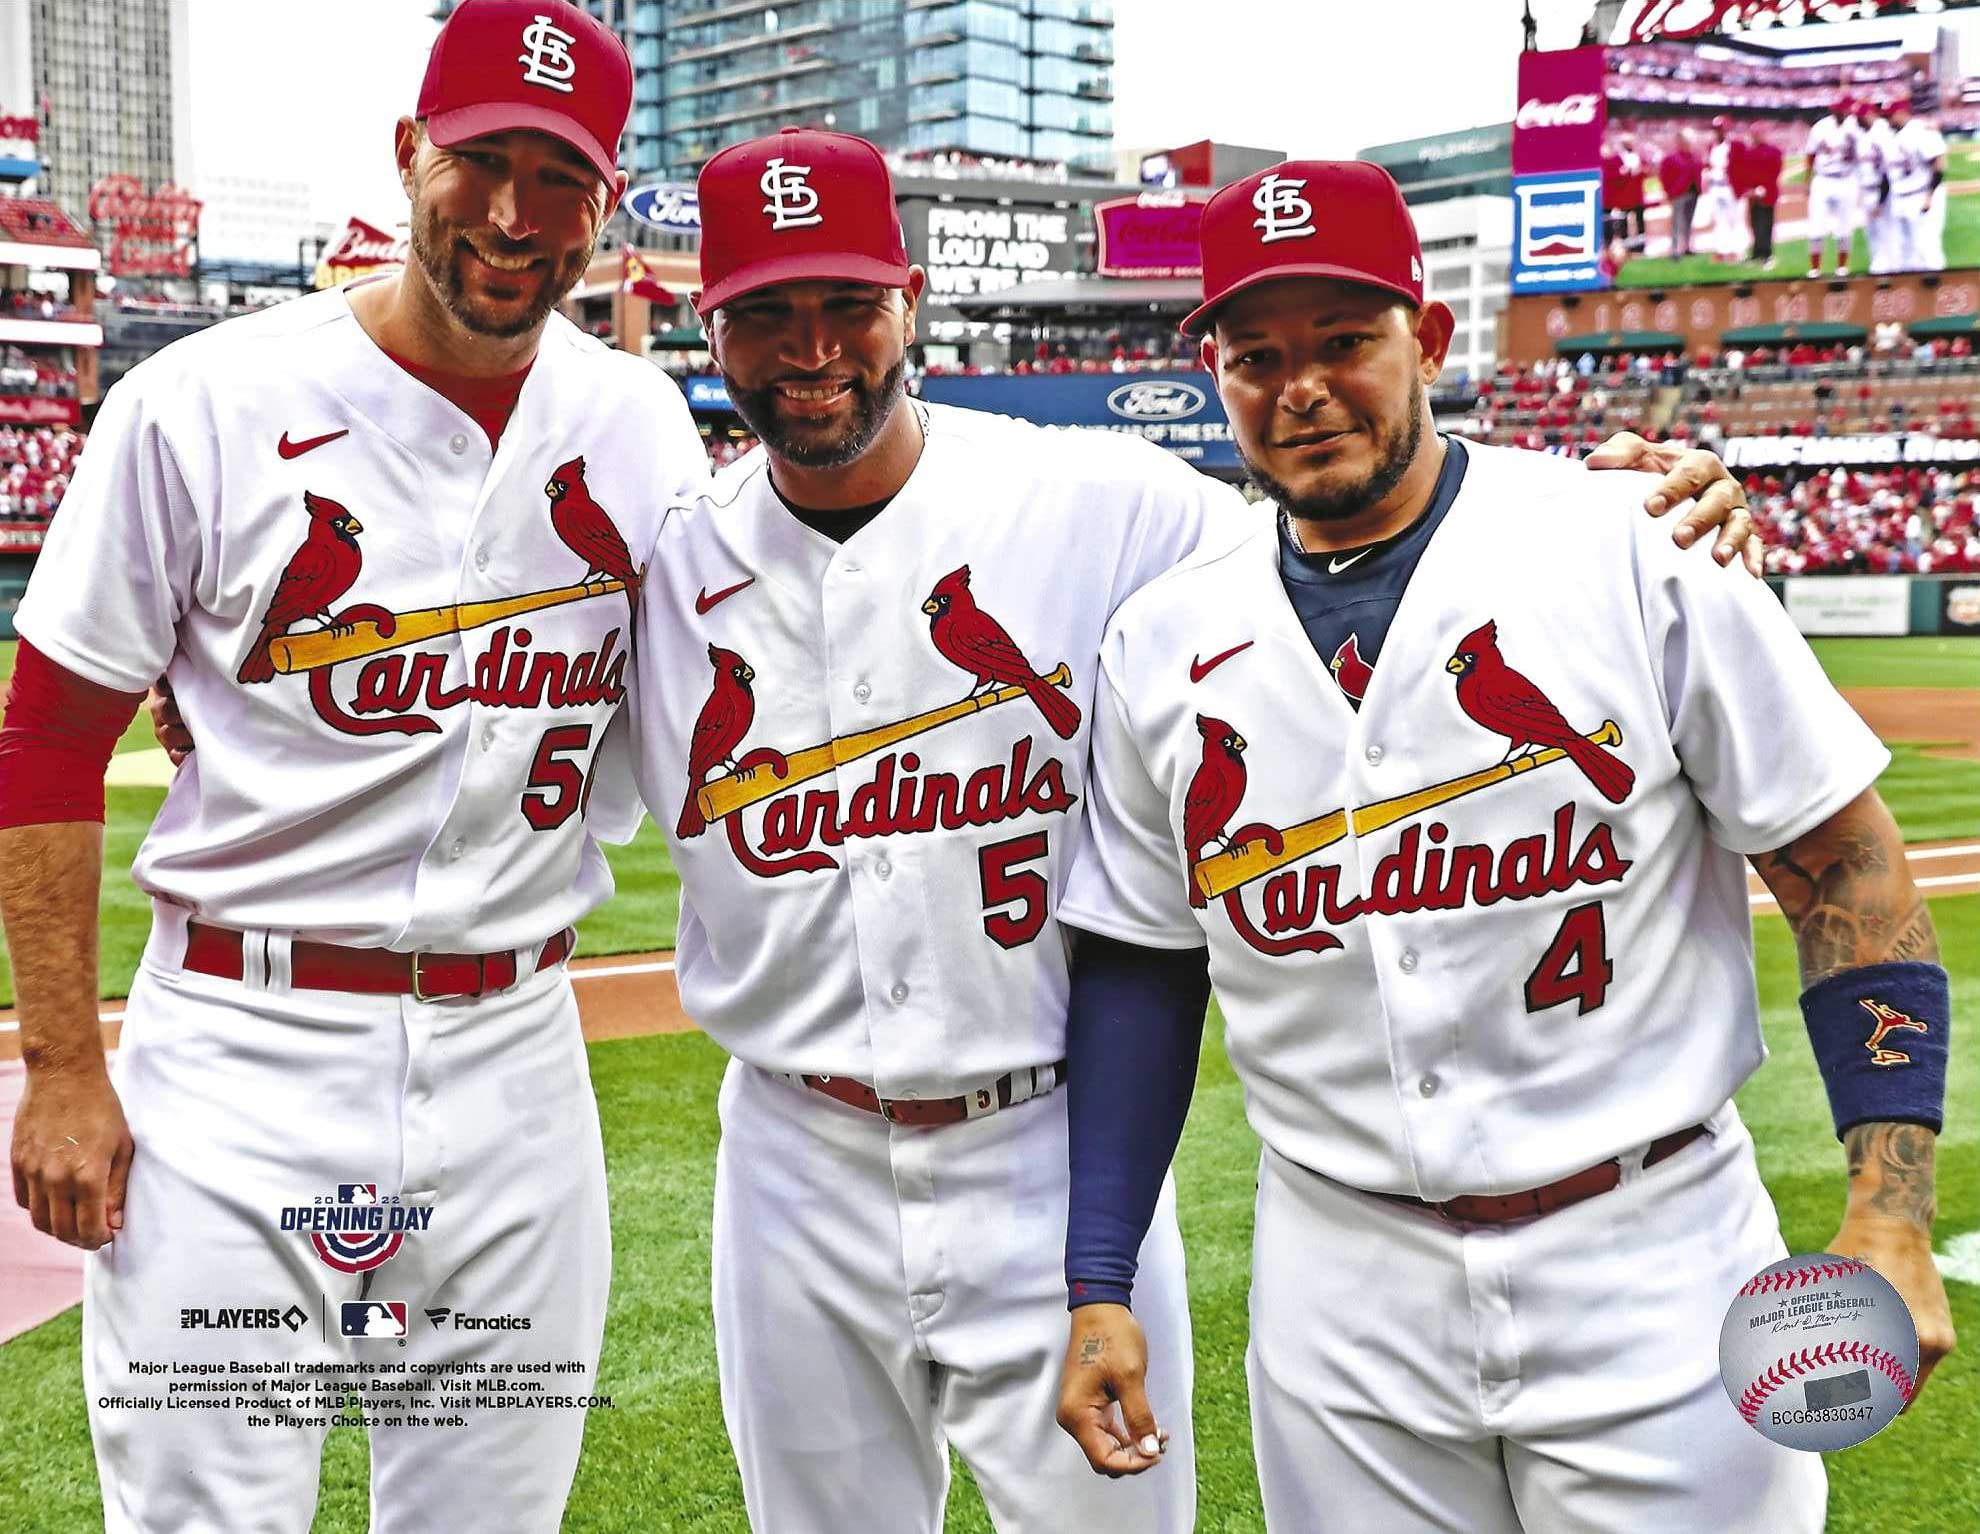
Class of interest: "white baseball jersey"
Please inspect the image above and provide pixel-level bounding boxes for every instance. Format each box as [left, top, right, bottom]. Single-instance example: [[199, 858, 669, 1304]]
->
[[1887, 117, 1948, 200], [16, 285, 705, 952], [1806, 116, 1855, 180], [1060, 441, 1887, 1201], [1856, 117, 1894, 189], [1703, 139, 1733, 190], [615, 401, 1246, 1096]]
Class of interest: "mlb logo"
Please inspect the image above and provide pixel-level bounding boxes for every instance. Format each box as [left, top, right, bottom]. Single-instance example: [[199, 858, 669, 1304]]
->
[[340, 1301, 408, 1338], [1510, 172, 1605, 293], [337, 1183, 379, 1205]]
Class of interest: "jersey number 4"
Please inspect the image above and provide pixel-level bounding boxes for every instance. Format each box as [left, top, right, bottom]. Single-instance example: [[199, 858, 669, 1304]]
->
[[1524, 901, 1613, 1017], [978, 831, 1050, 949]]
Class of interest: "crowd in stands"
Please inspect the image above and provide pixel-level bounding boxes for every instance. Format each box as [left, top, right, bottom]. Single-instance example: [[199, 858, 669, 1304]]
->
[[1, 288, 84, 323], [704, 432, 759, 469], [0, 424, 83, 523], [0, 347, 77, 399], [1751, 467, 1978, 574], [922, 334, 1203, 377]]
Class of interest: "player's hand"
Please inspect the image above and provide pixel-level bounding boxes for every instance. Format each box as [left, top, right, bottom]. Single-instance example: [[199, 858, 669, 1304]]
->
[[1829, 1213, 1957, 1408], [1585, 431, 1763, 577], [147, 677, 194, 767], [1056, 1303, 1169, 1477], [10, 1065, 133, 1250]]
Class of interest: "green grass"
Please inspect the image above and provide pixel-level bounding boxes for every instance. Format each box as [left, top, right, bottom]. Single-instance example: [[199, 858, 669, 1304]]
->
[[1615, 143, 1980, 288], [0, 641, 1974, 1530]]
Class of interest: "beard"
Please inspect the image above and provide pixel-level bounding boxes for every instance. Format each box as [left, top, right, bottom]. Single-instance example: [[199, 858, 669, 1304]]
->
[[409, 201, 590, 339], [724, 358, 906, 469], [1243, 386, 1425, 523]]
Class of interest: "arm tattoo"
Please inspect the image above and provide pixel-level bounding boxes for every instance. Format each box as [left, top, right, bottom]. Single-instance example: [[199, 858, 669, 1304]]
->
[[1755, 794, 1938, 986], [1844, 1121, 1938, 1229]]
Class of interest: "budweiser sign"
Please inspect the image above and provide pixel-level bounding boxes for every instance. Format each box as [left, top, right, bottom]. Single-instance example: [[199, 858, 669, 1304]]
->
[[88, 175, 202, 277], [1515, 94, 1601, 130], [1617, 0, 1917, 43], [313, 217, 408, 289]]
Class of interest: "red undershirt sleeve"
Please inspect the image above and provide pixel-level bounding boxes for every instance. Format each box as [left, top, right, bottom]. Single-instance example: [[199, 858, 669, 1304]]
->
[[0, 639, 149, 828]]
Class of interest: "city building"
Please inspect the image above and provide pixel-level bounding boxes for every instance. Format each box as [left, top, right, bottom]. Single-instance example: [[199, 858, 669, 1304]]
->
[[21, 0, 194, 232], [1413, 195, 1514, 386], [516, 1, 1114, 182], [194, 172, 317, 267], [1359, 123, 1512, 205]]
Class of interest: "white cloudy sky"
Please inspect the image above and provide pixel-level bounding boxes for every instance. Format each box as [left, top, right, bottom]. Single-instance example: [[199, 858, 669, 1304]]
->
[[183, 0, 1627, 225]]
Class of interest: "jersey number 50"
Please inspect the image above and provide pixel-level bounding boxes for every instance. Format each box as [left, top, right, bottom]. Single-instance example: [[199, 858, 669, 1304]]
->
[[520, 724, 602, 831]]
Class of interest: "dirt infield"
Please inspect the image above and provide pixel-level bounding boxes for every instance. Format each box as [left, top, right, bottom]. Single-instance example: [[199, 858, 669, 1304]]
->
[[1841, 687, 1979, 761]]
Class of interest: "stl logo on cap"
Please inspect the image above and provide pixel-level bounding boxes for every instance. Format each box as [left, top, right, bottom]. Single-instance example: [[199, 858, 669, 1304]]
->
[[760, 157, 824, 231], [518, 11, 579, 92], [1252, 173, 1317, 245]]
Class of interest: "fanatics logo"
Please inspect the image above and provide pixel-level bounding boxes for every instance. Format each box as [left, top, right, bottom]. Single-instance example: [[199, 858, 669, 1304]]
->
[[760, 158, 823, 230], [1251, 173, 1316, 244], [518, 13, 578, 93]]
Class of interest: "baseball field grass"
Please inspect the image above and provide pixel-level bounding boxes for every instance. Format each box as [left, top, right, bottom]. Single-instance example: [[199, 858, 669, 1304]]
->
[[0, 634, 1975, 1531]]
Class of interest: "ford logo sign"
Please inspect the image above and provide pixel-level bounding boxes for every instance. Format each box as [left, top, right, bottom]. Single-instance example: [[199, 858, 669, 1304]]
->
[[1107, 381, 1206, 421], [624, 183, 701, 233]]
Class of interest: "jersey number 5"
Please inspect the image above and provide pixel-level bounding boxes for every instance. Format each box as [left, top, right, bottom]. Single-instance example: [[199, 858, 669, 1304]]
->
[[1524, 901, 1613, 1017], [978, 831, 1050, 949]]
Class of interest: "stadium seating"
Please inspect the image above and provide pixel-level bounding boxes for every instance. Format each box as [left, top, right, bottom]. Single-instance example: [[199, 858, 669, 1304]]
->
[[0, 424, 83, 523]]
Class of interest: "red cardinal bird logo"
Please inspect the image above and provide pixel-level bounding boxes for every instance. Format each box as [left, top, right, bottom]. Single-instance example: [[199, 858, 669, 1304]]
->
[[921, 564, 1081, 741], [237, 490, 364, 685], [1329, 633, 1373, 703], [1446, 619, 1634, 804], [544, 456, 639, 629], [1183, 715, 1248, 908], [678, 643, 756, 839]]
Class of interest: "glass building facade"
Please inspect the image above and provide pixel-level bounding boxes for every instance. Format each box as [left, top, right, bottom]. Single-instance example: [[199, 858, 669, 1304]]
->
[[562, 0, 1114, 181]]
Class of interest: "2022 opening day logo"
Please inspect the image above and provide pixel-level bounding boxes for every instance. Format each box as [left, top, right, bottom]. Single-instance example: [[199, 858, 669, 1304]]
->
[[280, 1183, 435, 1275]]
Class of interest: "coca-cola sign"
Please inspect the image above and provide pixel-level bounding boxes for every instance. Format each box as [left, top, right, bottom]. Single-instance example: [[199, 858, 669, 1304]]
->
[[1094, 193, 1205, 278], [1515, 93, 1601, 130], [1512, 48, 1609, 176], [0, 395, 79, 426]]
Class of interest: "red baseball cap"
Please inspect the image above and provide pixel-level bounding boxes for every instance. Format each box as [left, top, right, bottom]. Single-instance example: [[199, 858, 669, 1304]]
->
[[416, 0, 632, 185], [1181, 160, 1423, 338], [695, 128, 912, 317]]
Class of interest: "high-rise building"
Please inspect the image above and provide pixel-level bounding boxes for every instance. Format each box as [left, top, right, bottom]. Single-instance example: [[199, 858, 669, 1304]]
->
[[24, 0, 194, 223], [542, 1, 1113, 182]]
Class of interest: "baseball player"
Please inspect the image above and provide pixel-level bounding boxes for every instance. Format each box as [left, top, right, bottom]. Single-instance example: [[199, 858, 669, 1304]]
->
[[1051, 162, 1956, 1531], [592, 134, 1764, 1532], [1853, 100, 1898, 275], [1884, 99, 1949, 273], [0, 4, 706, 1531], [1804, 99, 1860, 276], [1697, 117, 1745, 262]]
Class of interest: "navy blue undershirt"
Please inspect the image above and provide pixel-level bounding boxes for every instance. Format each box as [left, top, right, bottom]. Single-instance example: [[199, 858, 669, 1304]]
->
[[1275, 435, 1469, 705], [1064, 439, 1469, 1309]]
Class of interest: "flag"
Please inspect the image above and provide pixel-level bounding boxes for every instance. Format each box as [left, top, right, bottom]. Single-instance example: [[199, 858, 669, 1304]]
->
[[621, 247, 676, 305]]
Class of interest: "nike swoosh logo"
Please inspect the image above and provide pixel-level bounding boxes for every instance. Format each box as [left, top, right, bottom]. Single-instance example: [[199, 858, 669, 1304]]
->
[[1328, 548, 1372, 573], [695, 576, 755, 615], [277, 428, 350, 460], [1189, 640, 1253, 684]]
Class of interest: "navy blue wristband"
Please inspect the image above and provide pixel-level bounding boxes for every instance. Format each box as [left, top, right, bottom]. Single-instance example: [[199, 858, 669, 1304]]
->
[[1800, 960, 1950, 1138]]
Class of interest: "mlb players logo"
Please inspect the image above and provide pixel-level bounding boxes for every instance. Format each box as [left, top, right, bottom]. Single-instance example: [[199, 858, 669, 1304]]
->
[[518, 13, 579, 92], [279, 1182, 435, 1275], [340, 1301, 409, 1339], [760, 158, 824, 231], [1251, 173, 1316, 244]]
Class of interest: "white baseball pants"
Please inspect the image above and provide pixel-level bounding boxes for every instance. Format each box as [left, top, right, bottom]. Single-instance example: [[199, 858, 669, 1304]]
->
[[711, 1058, 1196, 1533], [1246, 1101, 1827, 1532], [1808, 176, 1858, 252], [84, 927, 611, 1534]]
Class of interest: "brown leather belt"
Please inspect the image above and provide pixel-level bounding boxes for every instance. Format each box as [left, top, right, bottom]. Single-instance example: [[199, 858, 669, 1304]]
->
[[182, 921, 576, 1002], [796, 1060, 1068, 1127], [1375, 1124, 1709, 1226]]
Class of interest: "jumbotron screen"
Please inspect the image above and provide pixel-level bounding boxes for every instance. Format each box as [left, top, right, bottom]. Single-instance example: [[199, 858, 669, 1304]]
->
[[1511, 10, 1978, 292]]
